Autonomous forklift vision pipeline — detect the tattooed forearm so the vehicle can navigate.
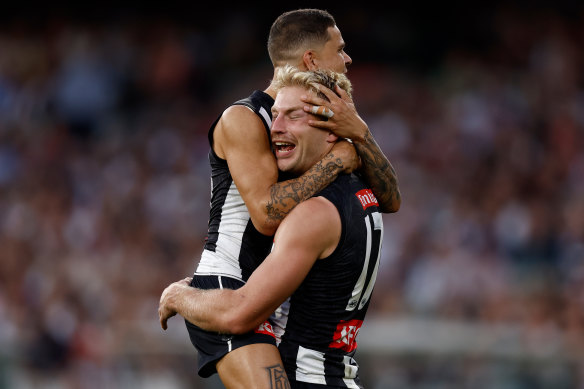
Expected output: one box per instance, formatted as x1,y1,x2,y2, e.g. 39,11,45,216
266,153,344,222
266,364,291,389
354,131,401,213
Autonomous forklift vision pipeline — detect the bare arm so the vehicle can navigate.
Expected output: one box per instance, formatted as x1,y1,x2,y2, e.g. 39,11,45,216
214,105,358,236
352,131,401,213
301,84,401,213
159,197,340,333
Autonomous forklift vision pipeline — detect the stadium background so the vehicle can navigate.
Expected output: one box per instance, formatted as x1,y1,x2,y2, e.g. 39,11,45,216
1,2,583,388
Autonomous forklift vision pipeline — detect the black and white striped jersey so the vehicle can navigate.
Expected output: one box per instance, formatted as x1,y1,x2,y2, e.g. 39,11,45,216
272,174,383,388
196,90,275,282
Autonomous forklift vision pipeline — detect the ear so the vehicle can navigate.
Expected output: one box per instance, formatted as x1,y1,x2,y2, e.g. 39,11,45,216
302,50,318,71
326,132,339,143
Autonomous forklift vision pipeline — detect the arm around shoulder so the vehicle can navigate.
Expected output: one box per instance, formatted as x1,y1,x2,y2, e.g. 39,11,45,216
164,197,341,335
300,83,400,213
223,197,341,334
218,105,356,235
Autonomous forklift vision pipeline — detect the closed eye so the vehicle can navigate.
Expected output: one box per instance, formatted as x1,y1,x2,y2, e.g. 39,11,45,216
288,108,308,120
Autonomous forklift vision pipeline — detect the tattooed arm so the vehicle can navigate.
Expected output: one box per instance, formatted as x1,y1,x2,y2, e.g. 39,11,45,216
266,145,356,221
352,131,401,213
302,84,401,213
213,105,358,236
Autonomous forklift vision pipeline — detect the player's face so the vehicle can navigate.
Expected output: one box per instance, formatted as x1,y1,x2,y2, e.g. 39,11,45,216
271,86,337,175
314,26,352,73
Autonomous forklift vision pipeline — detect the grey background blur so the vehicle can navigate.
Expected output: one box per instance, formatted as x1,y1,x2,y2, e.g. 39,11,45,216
1,1,583,388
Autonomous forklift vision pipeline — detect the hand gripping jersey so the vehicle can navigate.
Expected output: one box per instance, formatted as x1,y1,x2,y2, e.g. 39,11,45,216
272,174,383,389
196,90,275,282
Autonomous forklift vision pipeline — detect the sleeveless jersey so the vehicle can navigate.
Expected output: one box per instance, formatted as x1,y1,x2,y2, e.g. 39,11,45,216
272,174,383,388
195,90,275,282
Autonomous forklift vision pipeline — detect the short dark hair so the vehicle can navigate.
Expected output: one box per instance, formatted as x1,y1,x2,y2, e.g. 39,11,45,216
268,9,336,66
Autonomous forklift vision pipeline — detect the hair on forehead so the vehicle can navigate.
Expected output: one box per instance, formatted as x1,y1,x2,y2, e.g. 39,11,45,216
272,64,352,102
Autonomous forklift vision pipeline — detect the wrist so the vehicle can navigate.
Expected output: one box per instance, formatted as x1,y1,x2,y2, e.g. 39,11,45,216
168,284,187,312
350,125,369,144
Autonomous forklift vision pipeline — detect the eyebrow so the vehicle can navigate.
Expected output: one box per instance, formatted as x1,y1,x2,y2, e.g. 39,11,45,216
272,104,305,116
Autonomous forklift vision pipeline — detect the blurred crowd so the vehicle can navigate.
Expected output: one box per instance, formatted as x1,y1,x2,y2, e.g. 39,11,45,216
0,5,583,389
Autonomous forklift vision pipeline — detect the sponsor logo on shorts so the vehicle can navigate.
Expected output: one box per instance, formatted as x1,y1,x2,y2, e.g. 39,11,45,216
329,319,363,352
255,321,276,338
355,189,379,210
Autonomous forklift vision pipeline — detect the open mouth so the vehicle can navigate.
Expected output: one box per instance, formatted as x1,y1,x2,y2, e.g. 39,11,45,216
273,141,296,157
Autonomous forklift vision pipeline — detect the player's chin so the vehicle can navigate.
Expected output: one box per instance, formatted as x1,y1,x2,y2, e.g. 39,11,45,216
277,161,299,177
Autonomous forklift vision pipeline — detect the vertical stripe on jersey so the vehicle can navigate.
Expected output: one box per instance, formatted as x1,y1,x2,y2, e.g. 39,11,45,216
213,181,248,275
345,212,383,311
259,106,272,129
358,212,383,310
345,215,372,311
196,182,248,278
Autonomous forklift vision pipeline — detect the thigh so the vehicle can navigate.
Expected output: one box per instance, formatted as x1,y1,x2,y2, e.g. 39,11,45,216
217,343,290,389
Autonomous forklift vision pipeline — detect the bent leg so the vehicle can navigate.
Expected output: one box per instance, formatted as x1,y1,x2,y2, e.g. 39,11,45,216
216,343,290,389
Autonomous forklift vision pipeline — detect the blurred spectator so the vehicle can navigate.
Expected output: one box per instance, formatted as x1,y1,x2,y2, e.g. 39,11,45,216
0,4,583,388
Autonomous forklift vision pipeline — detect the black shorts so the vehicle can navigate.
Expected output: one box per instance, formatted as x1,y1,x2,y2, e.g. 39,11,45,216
184,275,277,378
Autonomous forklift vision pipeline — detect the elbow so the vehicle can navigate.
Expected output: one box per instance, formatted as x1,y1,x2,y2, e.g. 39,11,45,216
225,321,251,335
223,312,260,335
218,290,269,335
250,212,279,236
391,198,402,213
254,222,278,237
380,197,401,214
221,299,262,335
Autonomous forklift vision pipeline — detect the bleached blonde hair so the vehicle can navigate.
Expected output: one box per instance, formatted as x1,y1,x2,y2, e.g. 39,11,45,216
272,64,353,102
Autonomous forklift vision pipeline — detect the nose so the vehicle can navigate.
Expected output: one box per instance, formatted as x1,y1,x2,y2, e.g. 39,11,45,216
271,114,284,135
344,52,352,66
